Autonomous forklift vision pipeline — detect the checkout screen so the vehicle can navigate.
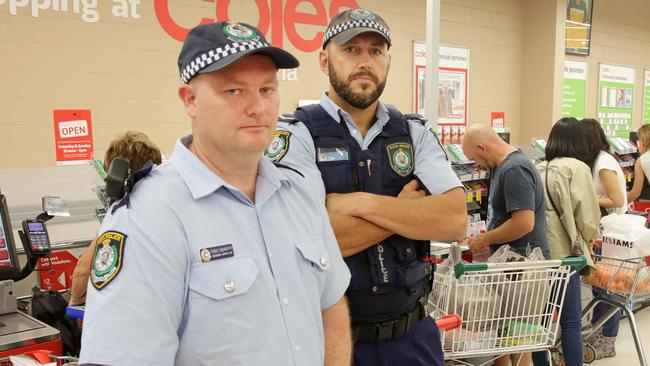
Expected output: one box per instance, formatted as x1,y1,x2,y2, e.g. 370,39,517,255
0,210,14,267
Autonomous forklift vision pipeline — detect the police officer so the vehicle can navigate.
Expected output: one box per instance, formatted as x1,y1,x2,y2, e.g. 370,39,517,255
266,8,467,366
79,22,351,366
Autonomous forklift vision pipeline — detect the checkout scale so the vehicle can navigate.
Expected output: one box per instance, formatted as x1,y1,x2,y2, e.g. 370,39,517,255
0,193,62,357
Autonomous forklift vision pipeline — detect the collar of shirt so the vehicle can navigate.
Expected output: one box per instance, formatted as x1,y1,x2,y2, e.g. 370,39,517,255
319,92,390,149
170,134,290,202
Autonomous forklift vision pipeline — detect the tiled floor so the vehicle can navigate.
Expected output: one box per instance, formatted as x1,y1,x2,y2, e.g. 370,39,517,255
590,305,650,365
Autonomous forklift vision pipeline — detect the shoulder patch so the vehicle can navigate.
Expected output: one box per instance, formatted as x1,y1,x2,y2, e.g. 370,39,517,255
265,130,291,162
386,142,415,177
91,231,127,290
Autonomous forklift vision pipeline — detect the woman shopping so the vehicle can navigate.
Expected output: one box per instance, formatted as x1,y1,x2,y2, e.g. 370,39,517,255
580,118,628,360
534,117,600,366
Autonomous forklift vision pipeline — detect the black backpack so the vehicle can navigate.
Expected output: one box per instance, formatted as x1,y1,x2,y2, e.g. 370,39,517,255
31,287,82,356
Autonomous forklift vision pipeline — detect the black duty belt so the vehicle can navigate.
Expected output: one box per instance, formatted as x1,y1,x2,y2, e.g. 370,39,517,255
351,302,425,342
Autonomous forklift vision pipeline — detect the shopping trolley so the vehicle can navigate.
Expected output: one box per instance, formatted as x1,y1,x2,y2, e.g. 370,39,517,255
581,255,650,365
429,256,586,366
0,351,77,365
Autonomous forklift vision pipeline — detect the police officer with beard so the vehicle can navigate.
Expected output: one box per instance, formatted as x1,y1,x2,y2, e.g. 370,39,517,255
266,8,467,366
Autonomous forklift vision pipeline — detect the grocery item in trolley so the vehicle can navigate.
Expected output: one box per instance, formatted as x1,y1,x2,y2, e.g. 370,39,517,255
430,244,586,361
488,246,552,321
583,255,650,297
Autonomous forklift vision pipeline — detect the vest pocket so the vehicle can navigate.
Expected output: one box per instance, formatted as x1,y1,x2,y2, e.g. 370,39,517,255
317,160,355,193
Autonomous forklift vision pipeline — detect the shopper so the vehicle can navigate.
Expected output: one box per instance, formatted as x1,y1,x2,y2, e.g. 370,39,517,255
266,8,466,366
581,118,627,215
79,21,352,366
462,123,549,366
69,130,162,306
627,124,650,202
580,118,627,360
534,117,600,366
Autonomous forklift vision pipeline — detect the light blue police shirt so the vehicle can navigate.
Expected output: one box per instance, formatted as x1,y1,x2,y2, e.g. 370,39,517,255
79,134,351,366
274,92,462,197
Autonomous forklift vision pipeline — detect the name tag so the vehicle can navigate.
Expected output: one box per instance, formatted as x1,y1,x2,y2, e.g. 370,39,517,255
317,147,349,162
199,244,234,263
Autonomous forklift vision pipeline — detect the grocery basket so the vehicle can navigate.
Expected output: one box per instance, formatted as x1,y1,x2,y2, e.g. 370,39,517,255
0,351,78,365
430,256,586,366
581,255,650,365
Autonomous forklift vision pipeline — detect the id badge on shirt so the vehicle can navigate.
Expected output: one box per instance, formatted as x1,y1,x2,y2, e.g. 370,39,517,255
317,147,349,162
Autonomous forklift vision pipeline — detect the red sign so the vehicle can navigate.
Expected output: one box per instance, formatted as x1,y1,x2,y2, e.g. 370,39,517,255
154,0,359,52
491,112,505,128
53,109,94,165
38,251,79,291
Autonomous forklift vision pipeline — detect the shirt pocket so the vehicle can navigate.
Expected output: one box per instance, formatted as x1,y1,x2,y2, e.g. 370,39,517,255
186,256,265,359
294,238,330,301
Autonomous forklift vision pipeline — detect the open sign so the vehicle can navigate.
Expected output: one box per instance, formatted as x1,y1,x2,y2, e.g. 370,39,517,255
58,120,89,139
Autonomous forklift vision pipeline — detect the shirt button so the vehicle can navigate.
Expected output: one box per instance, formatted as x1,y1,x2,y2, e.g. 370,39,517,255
282,298,289,305
320,257,328,266
224,281,236,293
406,248,412,254
294,345,301,352
352,129,358,134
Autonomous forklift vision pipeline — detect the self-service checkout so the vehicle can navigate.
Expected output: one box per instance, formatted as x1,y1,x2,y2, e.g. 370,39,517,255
0,193,64,359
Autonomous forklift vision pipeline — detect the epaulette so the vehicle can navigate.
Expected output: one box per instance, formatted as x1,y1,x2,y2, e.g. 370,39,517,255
274,163,305,178
404,113,427,125
111,161,155,213
278,113,299,124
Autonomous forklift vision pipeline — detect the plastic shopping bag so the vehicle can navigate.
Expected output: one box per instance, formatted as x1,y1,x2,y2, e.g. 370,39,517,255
601,213,650,259
488,246,551,320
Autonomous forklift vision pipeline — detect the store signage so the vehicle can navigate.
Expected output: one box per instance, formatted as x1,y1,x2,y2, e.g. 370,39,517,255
597,63,636,138
53,109,94,166
562,60,587,119
0,0,360,52
413,42,470,126
154,0,359,50
38,250,79,291
491,112,505,128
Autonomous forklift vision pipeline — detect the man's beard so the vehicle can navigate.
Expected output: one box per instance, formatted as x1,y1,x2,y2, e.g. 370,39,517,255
329,62,387,109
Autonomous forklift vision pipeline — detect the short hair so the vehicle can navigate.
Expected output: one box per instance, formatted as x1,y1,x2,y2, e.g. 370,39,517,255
104,131,162,171
545,117,589,164
638,124,650,153
580,118,611,171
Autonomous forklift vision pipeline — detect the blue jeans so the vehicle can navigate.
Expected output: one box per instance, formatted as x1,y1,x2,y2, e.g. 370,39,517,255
591,300,621,337
532,273,583,365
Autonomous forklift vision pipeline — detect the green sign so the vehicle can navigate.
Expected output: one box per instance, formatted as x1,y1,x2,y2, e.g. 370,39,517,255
597,64,635,138
562,61,587,119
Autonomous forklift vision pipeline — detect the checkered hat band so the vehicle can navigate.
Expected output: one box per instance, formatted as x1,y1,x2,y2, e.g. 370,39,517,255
181,41,270,83
323,19,391,46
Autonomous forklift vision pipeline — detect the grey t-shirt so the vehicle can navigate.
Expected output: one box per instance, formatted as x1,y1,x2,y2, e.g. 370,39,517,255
487,150,550,258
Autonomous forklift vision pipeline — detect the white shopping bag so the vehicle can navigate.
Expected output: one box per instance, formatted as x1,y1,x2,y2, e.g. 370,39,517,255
601,214,650,259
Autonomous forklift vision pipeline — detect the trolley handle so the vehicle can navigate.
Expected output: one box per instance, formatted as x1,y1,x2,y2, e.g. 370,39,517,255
453,256,588,278
434,314,462,331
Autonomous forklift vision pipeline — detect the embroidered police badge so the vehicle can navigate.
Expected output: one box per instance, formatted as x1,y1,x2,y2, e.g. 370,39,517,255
91,231,126,290
223,23,260,42
386,143,414,177
349,9,376,20
265,130,291,162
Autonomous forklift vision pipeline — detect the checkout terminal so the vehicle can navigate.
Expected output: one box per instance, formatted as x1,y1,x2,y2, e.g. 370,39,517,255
0,193,62,358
